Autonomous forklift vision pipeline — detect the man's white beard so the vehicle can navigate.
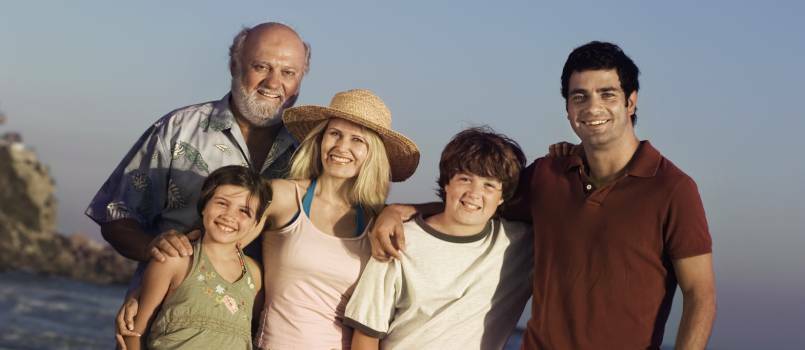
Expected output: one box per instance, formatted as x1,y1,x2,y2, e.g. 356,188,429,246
230,75,284,127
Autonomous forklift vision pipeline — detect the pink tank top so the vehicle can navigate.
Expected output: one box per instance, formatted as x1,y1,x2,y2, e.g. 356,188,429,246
256,183,371,350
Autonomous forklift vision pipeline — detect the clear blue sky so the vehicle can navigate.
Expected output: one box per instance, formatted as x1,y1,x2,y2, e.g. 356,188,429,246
2,1,804,348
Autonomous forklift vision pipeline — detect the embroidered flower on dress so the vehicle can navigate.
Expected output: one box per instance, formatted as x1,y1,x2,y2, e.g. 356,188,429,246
197,274,205,282
222,295,239,314
215,285,225,294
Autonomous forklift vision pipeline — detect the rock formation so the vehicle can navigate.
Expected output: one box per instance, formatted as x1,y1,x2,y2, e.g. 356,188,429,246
0,136,136,284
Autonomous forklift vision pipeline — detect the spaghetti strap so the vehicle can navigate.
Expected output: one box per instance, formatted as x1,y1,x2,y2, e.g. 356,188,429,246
302,178,317,217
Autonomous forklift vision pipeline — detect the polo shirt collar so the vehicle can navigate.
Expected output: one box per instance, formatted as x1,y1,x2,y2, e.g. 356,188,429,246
564,140,661,178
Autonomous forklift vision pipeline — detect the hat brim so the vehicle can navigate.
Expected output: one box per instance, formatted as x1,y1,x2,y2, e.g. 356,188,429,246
283,105,420,182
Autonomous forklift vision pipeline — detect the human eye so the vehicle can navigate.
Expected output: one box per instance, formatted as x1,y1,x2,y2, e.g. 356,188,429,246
570,93,586,103
601,91,617,99
282,70,296,78
252,63,268,72
352,136,365,143
239,207,253,218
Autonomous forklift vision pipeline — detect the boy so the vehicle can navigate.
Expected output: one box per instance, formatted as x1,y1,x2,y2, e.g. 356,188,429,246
344,127,533,349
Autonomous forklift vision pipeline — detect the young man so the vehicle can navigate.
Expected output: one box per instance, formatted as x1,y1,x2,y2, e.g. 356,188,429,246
511,42,715,349
345,127,533,349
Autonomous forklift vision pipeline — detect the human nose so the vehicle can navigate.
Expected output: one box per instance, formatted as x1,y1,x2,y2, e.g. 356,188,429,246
262,69,282,90
468,181,484,196
585,96,605,115
333,135,351,150
222,206,240,219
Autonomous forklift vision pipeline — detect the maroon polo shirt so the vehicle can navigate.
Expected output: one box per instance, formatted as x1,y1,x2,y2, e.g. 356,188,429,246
514,141,712,350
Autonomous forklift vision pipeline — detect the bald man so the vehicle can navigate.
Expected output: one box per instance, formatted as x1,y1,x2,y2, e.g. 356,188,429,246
85,23,310,347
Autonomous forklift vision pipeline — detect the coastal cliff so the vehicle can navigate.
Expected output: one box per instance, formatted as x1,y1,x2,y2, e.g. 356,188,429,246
0,137,135,284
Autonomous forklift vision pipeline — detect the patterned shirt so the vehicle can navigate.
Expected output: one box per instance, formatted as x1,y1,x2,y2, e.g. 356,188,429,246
86,93,296,237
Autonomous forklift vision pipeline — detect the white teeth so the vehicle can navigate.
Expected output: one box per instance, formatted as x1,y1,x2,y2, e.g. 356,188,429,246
586,120,608,126
216,222,236,232
329,155,352,164
460,200,481,210
258,89,281,98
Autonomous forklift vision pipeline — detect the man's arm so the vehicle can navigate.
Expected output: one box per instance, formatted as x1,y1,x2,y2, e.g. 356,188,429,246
501,160,537,222
351,329,380,350
101,219,155,262
673,253,716,350
101,219,194,262
369,202,442,260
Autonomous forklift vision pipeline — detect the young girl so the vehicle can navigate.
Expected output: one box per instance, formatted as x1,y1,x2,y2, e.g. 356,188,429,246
124,165,271,350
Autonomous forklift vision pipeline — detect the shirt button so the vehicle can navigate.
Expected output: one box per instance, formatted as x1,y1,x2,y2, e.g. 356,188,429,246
585,184,592,191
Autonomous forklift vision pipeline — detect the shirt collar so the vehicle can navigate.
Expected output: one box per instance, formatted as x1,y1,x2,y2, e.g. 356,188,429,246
205,93,236,132
261,126,298,171
564,140,661,178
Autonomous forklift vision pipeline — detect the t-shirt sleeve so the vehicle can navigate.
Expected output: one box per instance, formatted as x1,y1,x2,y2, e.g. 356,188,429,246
502,159,538,222
85,121,171,228
664,176,713,259
343,257,402,338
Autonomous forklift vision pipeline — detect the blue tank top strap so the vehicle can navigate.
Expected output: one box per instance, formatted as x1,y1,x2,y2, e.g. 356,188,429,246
302,177,366,236
302,178,317,217
355,206,365,235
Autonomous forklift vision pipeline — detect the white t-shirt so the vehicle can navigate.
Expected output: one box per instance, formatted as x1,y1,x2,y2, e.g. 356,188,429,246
344,215,533,349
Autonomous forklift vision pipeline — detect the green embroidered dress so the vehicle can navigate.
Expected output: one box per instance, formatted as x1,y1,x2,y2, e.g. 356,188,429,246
147,240,257,349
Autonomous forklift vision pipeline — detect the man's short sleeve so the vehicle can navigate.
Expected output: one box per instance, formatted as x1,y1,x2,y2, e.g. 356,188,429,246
85,122,170,229
343,257,402,338
665,176,712,259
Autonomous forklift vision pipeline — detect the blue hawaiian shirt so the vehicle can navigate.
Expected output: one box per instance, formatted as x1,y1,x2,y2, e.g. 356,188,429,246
86,94,296,236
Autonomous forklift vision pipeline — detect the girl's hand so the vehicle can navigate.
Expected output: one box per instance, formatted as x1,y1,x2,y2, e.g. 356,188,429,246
115,288,142,349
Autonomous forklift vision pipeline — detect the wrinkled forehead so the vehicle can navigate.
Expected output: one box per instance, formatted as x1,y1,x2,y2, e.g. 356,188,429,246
242,26,306,65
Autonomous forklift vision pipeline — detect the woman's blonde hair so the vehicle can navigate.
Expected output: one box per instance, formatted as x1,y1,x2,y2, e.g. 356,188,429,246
288,119,390,217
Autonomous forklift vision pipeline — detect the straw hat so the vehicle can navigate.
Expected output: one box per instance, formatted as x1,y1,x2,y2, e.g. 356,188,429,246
282,89,420,182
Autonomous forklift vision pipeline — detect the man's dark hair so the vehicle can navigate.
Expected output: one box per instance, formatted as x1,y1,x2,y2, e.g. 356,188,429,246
436,126,526,202
197,165,272,225
561,41,640,124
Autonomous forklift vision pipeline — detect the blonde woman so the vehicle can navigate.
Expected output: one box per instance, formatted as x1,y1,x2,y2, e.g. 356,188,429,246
247,89,419,349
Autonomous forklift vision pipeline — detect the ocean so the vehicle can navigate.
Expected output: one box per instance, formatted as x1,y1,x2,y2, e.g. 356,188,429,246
0,271,524,349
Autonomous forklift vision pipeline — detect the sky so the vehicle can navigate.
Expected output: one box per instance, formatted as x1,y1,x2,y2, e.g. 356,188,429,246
2,1,804,348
